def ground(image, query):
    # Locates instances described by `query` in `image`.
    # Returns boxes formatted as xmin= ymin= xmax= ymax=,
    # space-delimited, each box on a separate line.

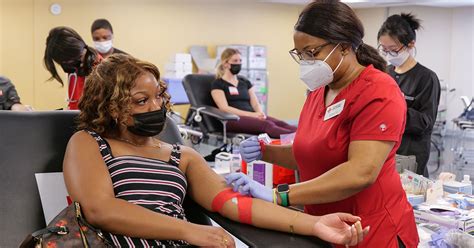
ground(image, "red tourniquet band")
xmin=211 ymin=188 xmax=253 ymax=224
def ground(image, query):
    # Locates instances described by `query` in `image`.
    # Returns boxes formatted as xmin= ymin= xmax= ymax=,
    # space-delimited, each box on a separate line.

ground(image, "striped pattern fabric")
xmin=87 ymin=131 xmax=189 ymax=247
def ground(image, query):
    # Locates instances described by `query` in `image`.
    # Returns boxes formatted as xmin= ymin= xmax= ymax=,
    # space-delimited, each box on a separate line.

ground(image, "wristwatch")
xmin=277 ymin=183 xmax=290 ymax=207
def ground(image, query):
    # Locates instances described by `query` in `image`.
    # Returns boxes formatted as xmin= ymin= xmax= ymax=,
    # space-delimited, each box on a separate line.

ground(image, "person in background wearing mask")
xmin=44 ymin=26 xmax=102 ymax=110
xmin=64 ymin=53 xmax=369 ymax=247
xmin=226 ymin=1 xmax=418 ymax=247
xmin=378 ymin=13 xmax=441 ymax=177
xmin=91 ymin=19 xmax=126 ymax=58
xmin=211 ymin=48 xmax=296 ymax=138
xmin=0 ymin=76 xmax=33 ymax=111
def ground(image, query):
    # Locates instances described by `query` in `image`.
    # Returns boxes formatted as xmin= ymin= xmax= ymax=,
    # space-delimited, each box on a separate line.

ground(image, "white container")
xmin=214 ymin=152 xmax=232 ymax=174
xmin=170 ymin=53 xmax=192 ymax=63
xmin=163 ymin=70 xmax=192 ymax=79
xmin=165 ymin=62 xmax=193 ymax=72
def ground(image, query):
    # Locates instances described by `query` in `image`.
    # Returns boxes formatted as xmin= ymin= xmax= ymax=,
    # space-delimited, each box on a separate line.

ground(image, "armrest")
xmin=201 ymin=208 xmax=331 ymax=248
xmin=190 ymin=106 xmax=240 ymax=121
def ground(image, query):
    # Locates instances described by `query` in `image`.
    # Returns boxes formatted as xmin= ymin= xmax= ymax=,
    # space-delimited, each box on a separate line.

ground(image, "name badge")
xmin=405 ymin=95 xmax=415 ymax=101
xmin=324 ymin=99 xmax=345 ymax=121
xmin=229 ymin=86 xmax=239 ymax=95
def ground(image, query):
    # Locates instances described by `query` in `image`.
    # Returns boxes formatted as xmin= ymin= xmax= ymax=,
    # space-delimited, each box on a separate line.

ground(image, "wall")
xmin=1 ymin=0 xmax=35 ymax=106
xmin=354 ymin=7 xmax=387 ymax=47
xmin=1 ymin=0 xmax=307 ymax=120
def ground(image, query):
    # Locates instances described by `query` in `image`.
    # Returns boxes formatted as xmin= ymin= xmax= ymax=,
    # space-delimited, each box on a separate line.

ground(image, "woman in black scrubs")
xmin=378 ymin=13 xmax=441 ymax=177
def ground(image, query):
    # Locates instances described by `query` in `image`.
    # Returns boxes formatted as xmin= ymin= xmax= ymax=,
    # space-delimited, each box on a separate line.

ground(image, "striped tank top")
xmin=88 ymin=130 xmax=190 ymax=247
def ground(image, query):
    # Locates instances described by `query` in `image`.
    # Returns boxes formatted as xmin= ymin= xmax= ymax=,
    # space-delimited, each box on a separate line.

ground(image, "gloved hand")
xmin=239 ymin=136 xmax=262 ymax=163
xmin=225 ymin=172 xmax=273 ymax=202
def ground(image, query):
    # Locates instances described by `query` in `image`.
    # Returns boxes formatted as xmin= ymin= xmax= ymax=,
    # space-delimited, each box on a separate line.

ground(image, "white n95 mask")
xmin=94 ymin=40 xmax=113 ymax=54
xmin=386 ymin=48 xmax=410 ymax=67
xmin=299 ymin=43 xmax=344 ymax=91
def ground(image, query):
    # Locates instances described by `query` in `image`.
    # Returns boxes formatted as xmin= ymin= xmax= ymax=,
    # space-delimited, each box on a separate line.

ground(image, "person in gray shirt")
xmin=0 ymin=76 xmax=33 ymax=111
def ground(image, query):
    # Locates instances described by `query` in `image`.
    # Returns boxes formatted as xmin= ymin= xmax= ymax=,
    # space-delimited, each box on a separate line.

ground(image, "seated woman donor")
xmin=211 ymin=48 xmax=297 ymax=138
xmin=63 ymin=54 xmax=369 ymax=247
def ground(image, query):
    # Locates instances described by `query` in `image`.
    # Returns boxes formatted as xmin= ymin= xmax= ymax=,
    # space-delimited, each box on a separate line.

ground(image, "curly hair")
xmin=77 ymin=54 xmax=171 ymax=135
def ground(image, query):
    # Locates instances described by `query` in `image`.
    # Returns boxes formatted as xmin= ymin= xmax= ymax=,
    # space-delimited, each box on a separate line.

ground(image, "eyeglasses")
xmin=377 ymin=44 xmax=405 ymax=57
xmin=289 ymin=42 xmax=331 ymax=64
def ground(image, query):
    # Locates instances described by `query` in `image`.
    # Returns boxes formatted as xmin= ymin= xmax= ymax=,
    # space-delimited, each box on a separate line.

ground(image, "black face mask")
xmin=229 ymin=64 xmax=242 ymax=75
xmin=127 ymin=108 xmax=167 ymax=137
xmin=60 ymin=60 xmax=81 ymax=74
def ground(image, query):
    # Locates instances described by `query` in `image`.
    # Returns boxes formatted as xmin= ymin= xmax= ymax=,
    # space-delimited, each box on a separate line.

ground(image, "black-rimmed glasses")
xmin=377 ymin=44 xmax=405 ymax=56
xmin=289 ymin=42 xmax=331 ymax=64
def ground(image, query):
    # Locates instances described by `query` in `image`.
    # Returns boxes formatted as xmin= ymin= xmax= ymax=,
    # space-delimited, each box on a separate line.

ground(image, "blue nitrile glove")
xmin=239 ymin=136 xmax=262 ymax=163
xmin=225 ymin=172 xmax=273 ymax=202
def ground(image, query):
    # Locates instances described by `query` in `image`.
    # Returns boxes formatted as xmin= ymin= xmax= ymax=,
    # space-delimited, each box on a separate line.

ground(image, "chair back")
xmin=182 ymin=74 xmax=223 ymax=133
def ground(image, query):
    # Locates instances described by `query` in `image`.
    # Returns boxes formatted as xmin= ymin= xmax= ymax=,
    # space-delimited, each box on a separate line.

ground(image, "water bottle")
xmin=231 ymin=145 xmax=242 ymax=173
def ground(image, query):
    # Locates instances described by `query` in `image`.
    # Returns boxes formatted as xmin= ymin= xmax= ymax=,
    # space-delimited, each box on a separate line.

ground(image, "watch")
xmin=277 ymin=183 xmax=290 ymax=207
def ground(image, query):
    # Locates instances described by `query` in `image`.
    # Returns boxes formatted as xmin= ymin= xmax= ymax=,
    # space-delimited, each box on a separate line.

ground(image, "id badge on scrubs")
xmin=324 ymin=99 xmax=345 ymax=121
xmin=228 ymin=86 xmax=239 ymax=95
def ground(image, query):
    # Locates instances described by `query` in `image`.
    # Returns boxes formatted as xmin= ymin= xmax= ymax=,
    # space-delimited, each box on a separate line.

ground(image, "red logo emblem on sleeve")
xmin=379 ymin=123 xmax=387 ymax=132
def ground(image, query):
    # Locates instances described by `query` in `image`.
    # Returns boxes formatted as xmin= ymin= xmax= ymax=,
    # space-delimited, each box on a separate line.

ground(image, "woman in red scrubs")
xmin=226 ymin=1 xmax=418 ymax=247
xmin=44 ymin=27 xmax=101 ymax=110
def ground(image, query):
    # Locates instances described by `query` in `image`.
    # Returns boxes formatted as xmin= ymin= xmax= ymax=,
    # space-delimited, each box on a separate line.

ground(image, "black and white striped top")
xmin=87 ymin=130 xmax=189 ymax=247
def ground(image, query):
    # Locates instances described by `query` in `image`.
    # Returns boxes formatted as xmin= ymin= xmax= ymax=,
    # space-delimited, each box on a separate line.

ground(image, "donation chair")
xmin=182 ymin=74 xmax=251 ymax=144
xmin=0 ymin=111 xmax=329 ymax=248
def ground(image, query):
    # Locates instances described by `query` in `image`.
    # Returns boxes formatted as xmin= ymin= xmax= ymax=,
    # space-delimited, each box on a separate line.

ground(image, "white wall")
xmin=355 ymin=7 xmax=387 ymax=47
xmin=356 ymin=6 xmax=474 ymax=127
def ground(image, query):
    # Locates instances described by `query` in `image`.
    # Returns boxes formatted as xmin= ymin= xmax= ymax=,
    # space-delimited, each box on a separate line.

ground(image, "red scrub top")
xmin=67 ymin=74 xmax=84 ymax=110
xmin=67 ymin=54 xmax=103 ymax=110
xmin=293 ymin=65 xmax=419 ymax=248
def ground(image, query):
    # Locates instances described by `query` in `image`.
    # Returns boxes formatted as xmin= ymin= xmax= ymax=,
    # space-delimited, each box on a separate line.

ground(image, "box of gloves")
xmin=246 ymin=161 xmax=273 ymax=188
xmin=413 ymin=204 xmax=474 ymax=234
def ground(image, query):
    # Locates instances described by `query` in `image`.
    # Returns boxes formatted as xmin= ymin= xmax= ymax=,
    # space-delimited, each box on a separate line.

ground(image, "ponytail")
xmin=216 ymin=63 xmax=226 ymax=79
xmin=356 ymin=43 xmax=387 ymax=72
xmin=79 ymin=46 xmax=99 ymax=77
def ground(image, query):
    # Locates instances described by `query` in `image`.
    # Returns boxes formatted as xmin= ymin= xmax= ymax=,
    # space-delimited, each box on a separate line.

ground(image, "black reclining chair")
xmin=0 ymin=111 xmax=328 ymax=247
xmin=0 ymin=111 xmax=210 ymax=246
xmin=182 ymin=74 xmax=247 ymax=144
